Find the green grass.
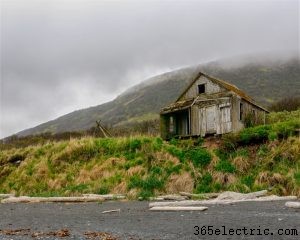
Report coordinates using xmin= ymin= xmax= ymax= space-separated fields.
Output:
xmin=0 ymin=113 xmax=299 ymax=198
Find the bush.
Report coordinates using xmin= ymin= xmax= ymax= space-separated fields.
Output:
xmin=165 ymin=145 xmax=185 ymax=162
xmin=187 ymin=148 xmax=212 ymax=168
xmin=294 ymin=172 xmax=300 ymax=186
xmin=169 ymin=138 xmax=179 ymax=146
xmin=150 ymin=166 xmax=163 ymax=175
xmin=127 ymin=174 xmax=165 ymax=192
xmin=215 ymin=160 xmax=236 ymax=173
xmin=129 ymin=139 xmax=142 ymax=152
xmin=270 ymin=97 xmax=300 ymax=112
xmin=138 ymin=190 xmax=153 ymax=200
xmin=195 ymin=173 xmax=213 ymax=193
xmin=127 ymin=175 xmax=143 ymax=189
xmin=241 ymin=175 xmax=255 ymax=188
xmin=222 ymin=119 xmax=300 ymax=149
xmin=97 ymin=185 xmax=110 ymax=194
xmin=152 ymin=137 xmax=163 ymax=151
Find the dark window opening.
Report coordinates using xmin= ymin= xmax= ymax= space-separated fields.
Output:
xmin=240 ymin=103 xmax=243 ymax=120
xmin=198 ymin=84 xmax=205 ymax=94
xmin=169 ymin=116 xmax=174 ymax=133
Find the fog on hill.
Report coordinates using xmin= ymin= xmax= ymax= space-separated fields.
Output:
xmin=0 ymin=0 xmax=298 ymax=138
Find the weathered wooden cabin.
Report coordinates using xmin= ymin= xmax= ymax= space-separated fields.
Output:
xmin=160 ymin=72 xmax=269 ymax=139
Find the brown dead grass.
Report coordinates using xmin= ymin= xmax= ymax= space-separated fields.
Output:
xmin=255 ymin=172 xmax=287 ymax=186
xmin=126 ymin=166 xmax=145 ymax=176
xmin=165 ymin=172 xmax=194 ymax=193
xmin=127 ymin=189 xmax=138 ymax=199
xmin=47 ymin=175 xmax=67 ymax=190
xmin=154 ymin=152 xmax=180 ymax=165
xmin=101 ymin=157 xmax=125 ymax=169
xmin=255 ymin=171 xmax=270 ymax=185
xmin=75 ymin=169 xmax=92 ymax=184
xmin=232 ymin=156 xmax=251 ymax=174
xmin=207 ymin=154 xmax=219 ymax=171
xmin=35 ymin=160 xmax=49 ymax=179
xmin=212 ymin=172 xmax=236 ymax=185
xmin=112 ymin=182 xmax=127 ymax=194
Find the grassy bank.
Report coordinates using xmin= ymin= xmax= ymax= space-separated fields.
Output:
xmin=0 ymin=111 xmax=299 ymax=199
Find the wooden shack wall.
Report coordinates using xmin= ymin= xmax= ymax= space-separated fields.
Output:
xmin=179 ymin=75 xmax=225 ymax=101
xmin=231 ymin=95 xmax=267 ymax=132
xmin=190 ymin=98 xmax=232 ymax=136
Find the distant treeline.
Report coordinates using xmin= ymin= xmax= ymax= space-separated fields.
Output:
xmin=269 ymin=96 xmax=300 ymax=112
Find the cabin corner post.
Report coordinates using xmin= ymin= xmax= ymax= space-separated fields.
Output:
xmin=160 ymin=114 xmax=169 ymax=140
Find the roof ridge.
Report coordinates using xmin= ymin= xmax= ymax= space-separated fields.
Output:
xmin=176 ymin=71 xmax=269 ymax=112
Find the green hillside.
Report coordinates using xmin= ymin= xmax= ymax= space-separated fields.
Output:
xmin=16 ymin=57 xmax=300 ymax=137
xmin=1 ymin=111 xmax=299 ymax=198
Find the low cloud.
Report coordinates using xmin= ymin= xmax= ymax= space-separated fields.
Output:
xmin=0 ymin=0 xmax=298 ymax=137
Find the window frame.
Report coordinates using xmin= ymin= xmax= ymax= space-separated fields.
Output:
xmin=198 ymin=84 xmax=206 ymax=94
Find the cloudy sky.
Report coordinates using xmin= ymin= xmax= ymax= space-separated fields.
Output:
xmin=0 ymin=0 xmax=299 ymax=138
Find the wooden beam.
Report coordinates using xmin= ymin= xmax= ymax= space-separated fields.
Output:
xmin=149 ymin=206 xmax=208 ymax=211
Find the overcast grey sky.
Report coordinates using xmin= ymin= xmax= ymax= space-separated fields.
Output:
xmin=0 ymin=0 xmax=299 ymax=138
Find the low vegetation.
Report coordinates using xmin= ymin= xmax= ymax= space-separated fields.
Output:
xmin=0 ymin=110 xmax=299 ymax=199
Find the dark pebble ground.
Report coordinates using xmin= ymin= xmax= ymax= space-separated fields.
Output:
xmin=0 ymin=200 xmax=299 ymax=240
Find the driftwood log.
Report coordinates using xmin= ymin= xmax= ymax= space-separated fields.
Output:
xmin=285 ymin=201 xmax=300 ymax=209
xmin=83 ymin=194 xmax=125 ymax=200
xmin=0 ymin=194 xmax=15 ymax=199
xmin=149 ymin=191 xmax=298 ymax=207
xmin=215 ymin=190 xmax=268 ymax=200
xmin=1 ymin=194 xmax=127 ymax=203
xmin=179 ymin=192 xmax=219 ymax=199
xmin=154 ymin=195 xmax=188 ymax=201
xmin=149 ymin=206 xmax=208 ymax=211
xmin=1 ymin=196 xmax=105 ymax=203
xmin=101 ymin=209 xmax=121 ymax=214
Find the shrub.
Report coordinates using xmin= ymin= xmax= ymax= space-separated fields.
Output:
xmin=268 ymin=131 xmax=277 ymax=141
xmin=241 ymin=175 xmax=255 ymax=188
xmin=97 ymin=185 xmax=110 ymax=194
xmin=127 ymin=174 xmax=165 ymax=192
xmin=127 ymin=175 xmax=143 ymax=189
xmin=66 ymin=184 xmax=88 ymax=192
xmin=152 ymin=137 xmax=163 ymax=151
xmin=169 ymin=138 xmax=179 ymax=146
xmin=187 ymin=148 xmax=212 ymax=168
xmin=143 ymin=175 xmax=165 ymax=191
xmin=270 ymin=97 xmax=300 ymax=112
xmin=195 ymin=173 xmax=213 ymax=193
xmin=215 ymin=160 xmax=236 ymax=173
xmin=150 ymin=166 xmax=163 ymax=175
xmin=166 ymin=164 xmax=182 ymax=175
xmin=165 ymin=145 xmax=185 ymax=162
xmin=294 ymin=172 xmax=300 ymax=186
xmin=214 ymin=149 xmax=230 ymax=161
xmin=129 ymin=139 xmax=142 ymax=152
xmin=222 ymin=133 xmax=239 ymax=151
xmin=95 ymin=138 xmax=117 ymax=155
xmin=137 ymin=190 xmax=153 ymax=200
xmin=244 ymin=112 xmax=255 ymax=128
xmin=267 ymin=110 xmax=300 ymax=124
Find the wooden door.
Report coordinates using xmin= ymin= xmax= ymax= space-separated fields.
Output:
xmin=206 ymin=106 xmax=217 ymax=134
xmin=220 ymin=106 xmax=232 ymax=134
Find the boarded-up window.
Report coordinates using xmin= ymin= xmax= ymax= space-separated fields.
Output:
xmin=198 ymin=84 xmax=205 ymax=94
